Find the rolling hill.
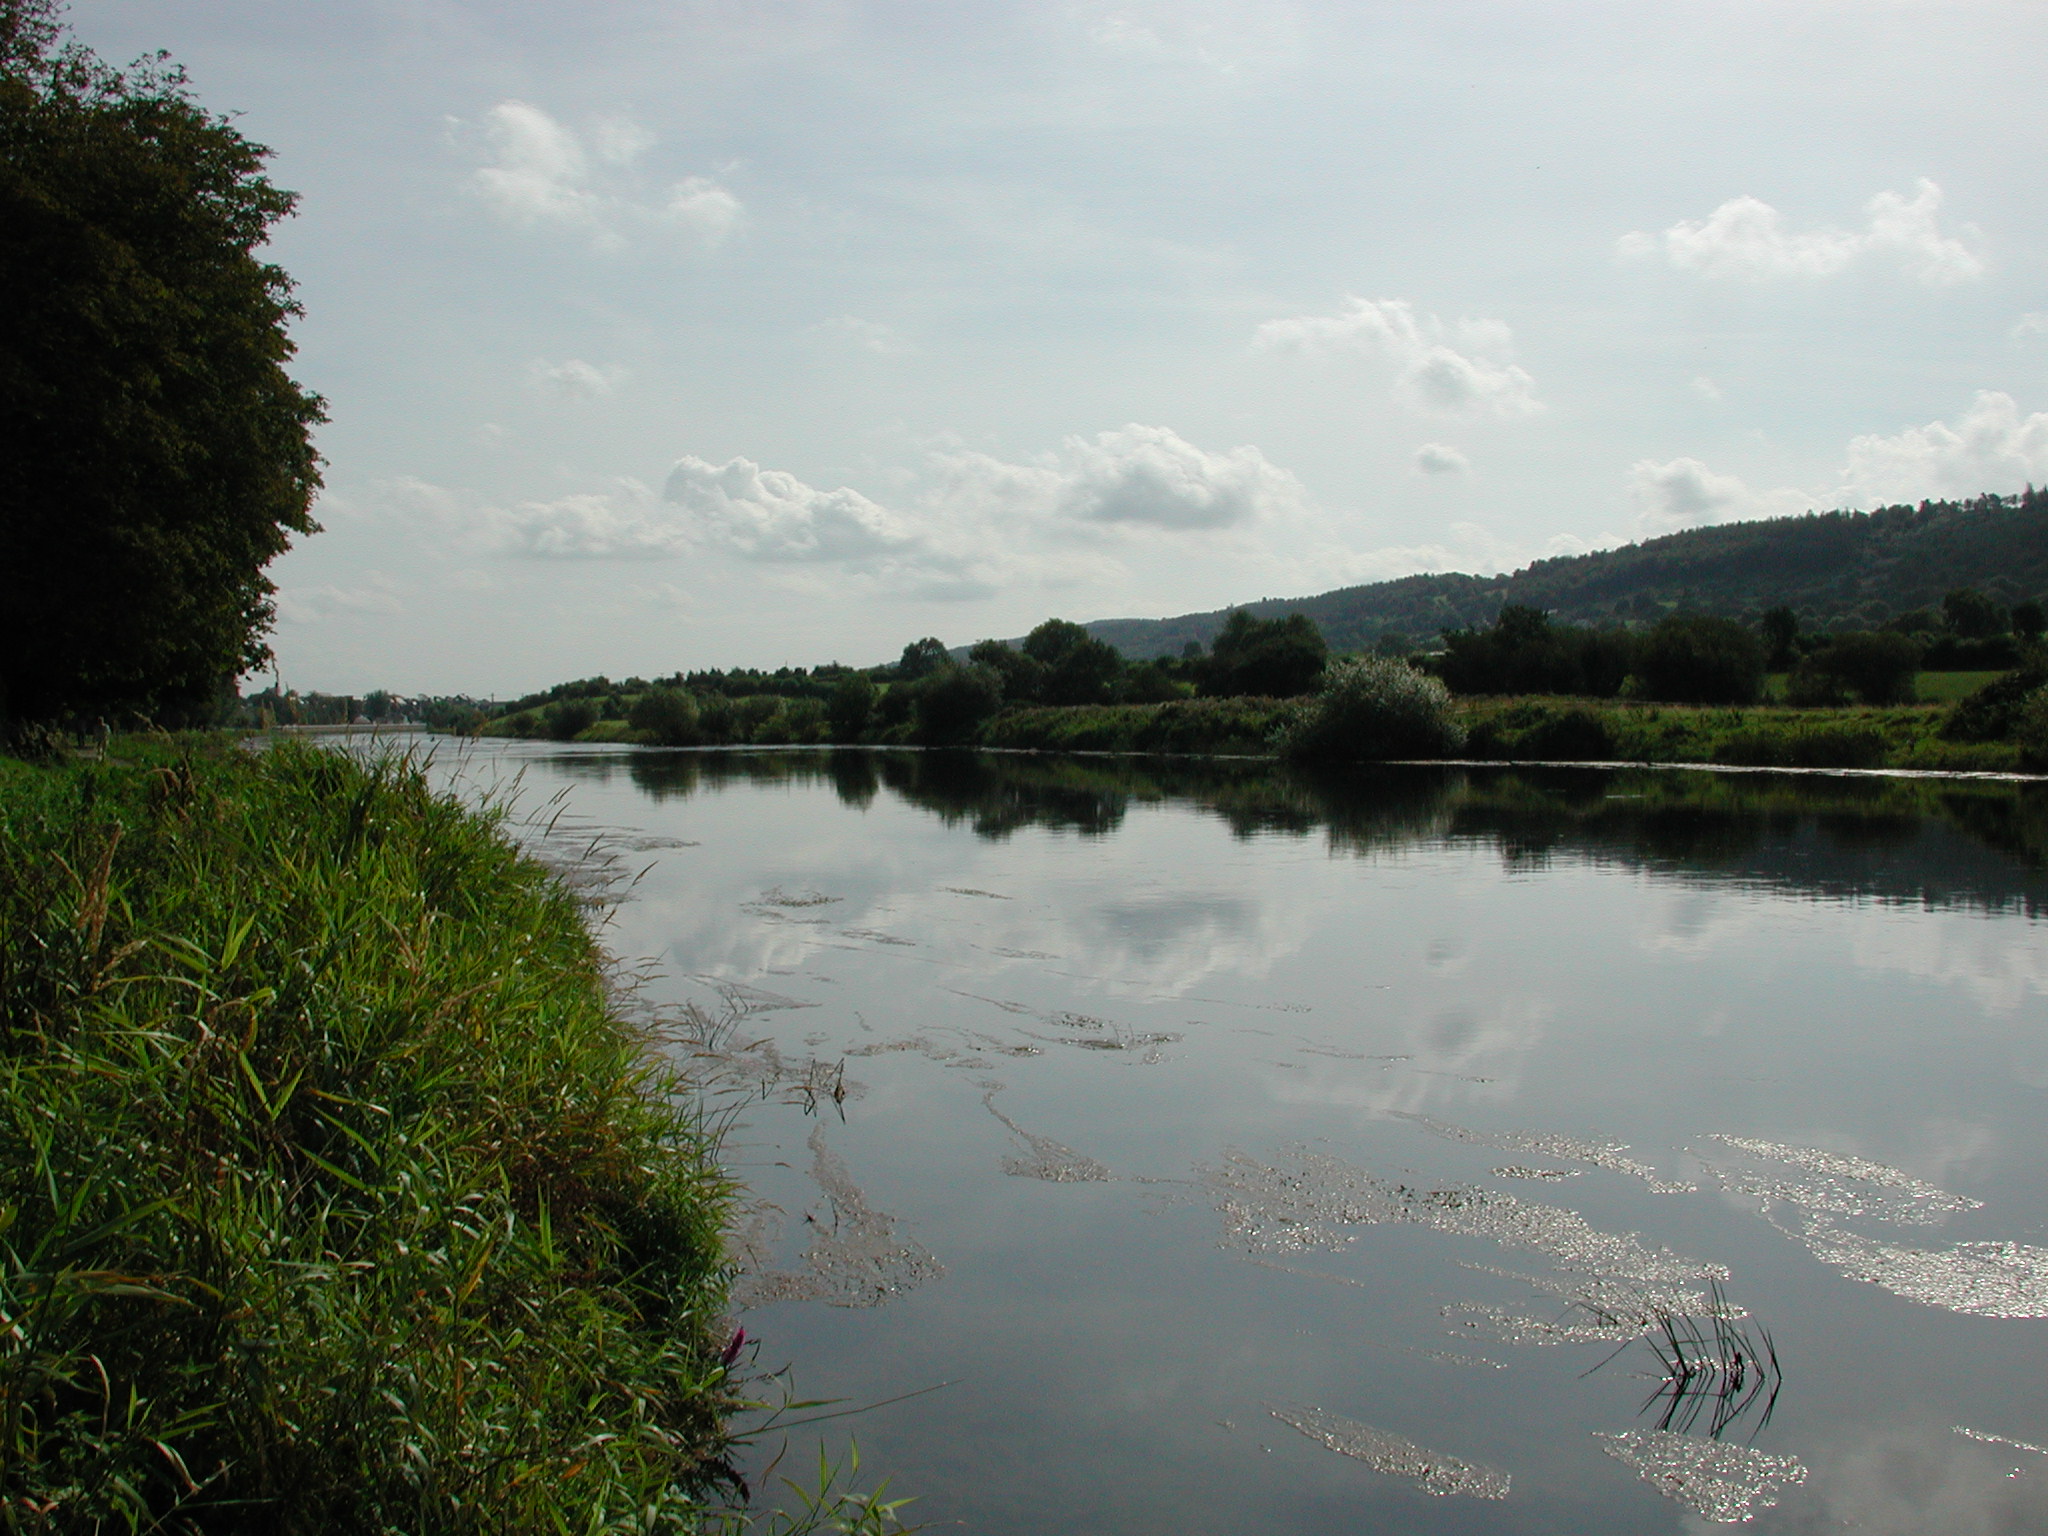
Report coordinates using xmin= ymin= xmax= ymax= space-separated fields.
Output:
xmin=1084 ymin=490 xmax=2048 ymax=658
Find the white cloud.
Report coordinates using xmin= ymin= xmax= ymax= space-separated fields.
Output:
xmin=1627 ymin=457 xmax=1813 ymax=533
xmin=1626 ymin=391 xmax=2048 ymax=537
xmin=1619 ymin=179 xmax=1984 ymax=285
xmin=662 ymin=457 xmax=918 ymax=563
xmin=1253 ymin=297 xmax=1542 ymax=418
xmin=1055 ymin=424 xmax=1302 ymax=528
xmin=493 ymin=480 xmax=684 ymax=557
xmin=2013 ymin=313 xmax=2048 ymax=341
xmin=528 ymin=358 xmax=619 ymax=399
xmin=661 ymin=176 xmax=744 ymax=244
xmin=465 ymin=101 xmax=739 ymax=251
xmin=1691 ymin=375 xmax=1723 ymax=402
xmin=1838 ymin=391 xmax=2048 ymax=505
xmin=925 ymin=423 xmax=1303 ymax=535
xmin=470 ymin=101 xmax=598 ymax=228
xmin=389 ymin=424 xmax=1305 ymax=610
xmin=1414 ymin=443 xmax=1468 ymax=475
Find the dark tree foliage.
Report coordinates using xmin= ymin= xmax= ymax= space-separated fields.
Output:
xmin=1941 ymin=653 xmax=2048 ymax=742
xmin=1202 ymin=610 xmax=1327 ymax=698
xmin=1917 ymin=633 xmax=2022 ymax=671
xmin=2013 ymin=600 xmax=2046 ymax=642
xmin=912 ymin=664 xmax=1002 ymax=744
xmin=1787 ymin=631 xmax=1924 ymax=706
xmin=826 ymin=673 xmax=875 ymax=739
xmin=1019 ymin=618 xmax=1124 ymax=705
xmin=895 ymin=637 xmax=950 ymax=680
xmin=1437 ymin=605 xmax=1632 ymax=698
xmin=1941 ymin=587 xmax=2008 ymax=640
xmin=1761 ymin=606 xmax=1800 ymax=670
xmin=500 ymin=675 xmax=613 ymax=714
xmin=627 ymin=686 xmax=701 ymax=746
xmin=972 ymin=621 xmax=1128 ymax=706
xmin=543 ymin=697 xmax=597 ymax=741
xmin=1634 ymin=615 xmax=1766 ymax=705
xmin=1 ymin=2 xmax=324 ymax=726
xmin=1020 ymin=619 xmax=1090 ymax=665
xmin=968 ymin=637 xmax=1045 ymax=701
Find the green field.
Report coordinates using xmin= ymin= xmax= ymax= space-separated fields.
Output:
xmin=1912 ymin=669 xmax=2008 ymax=702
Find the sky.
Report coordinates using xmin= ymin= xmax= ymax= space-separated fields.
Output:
xmin=64 ymin=0 xmax=2048 ymax=695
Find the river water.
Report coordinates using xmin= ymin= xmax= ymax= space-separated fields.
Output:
xmin=410 ymin=739 xmax=2048 ymax=1533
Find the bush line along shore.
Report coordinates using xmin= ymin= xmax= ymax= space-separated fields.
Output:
xmin=268 ymin=605 xmax=2046 ymax=776
xmin=475 ymin=681 xmax=2046 ymax=776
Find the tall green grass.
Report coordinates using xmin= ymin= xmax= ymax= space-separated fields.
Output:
xmin=0 ymin=740 xmax=748 ymax=1531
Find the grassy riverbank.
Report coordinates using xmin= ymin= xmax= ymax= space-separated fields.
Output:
xmin=972 ymin=694 xmax=2028 ymax=771
xmin=0 ymin=740 xmax=743 ymax=1530
xmin=479 ymin=669 xmax=2038 ymax=774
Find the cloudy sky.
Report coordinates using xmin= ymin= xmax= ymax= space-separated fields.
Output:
xmin=67 ymin=0 xmax=2048 ymax=694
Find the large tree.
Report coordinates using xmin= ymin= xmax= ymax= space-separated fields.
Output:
xmin=0 ymin=0 xmax=323 ymax=727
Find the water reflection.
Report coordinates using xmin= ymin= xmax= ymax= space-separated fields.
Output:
xmin=398 ymin=739 xmax=2048 ymax=1535
xmin=575 ymin=747 xmax=2048 ymax=915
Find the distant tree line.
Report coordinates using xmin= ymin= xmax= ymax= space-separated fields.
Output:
xmin=1428 ymin=586 xmax=2044 ymax=707
xmin=225 ymin=686 xmax=493 ymax=732
xmin=301 ymin=580 xmax=2048 ymax=751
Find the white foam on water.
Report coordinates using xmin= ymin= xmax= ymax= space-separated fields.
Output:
xmin=1395 ymin=1112 xmax=1696 ymax=1193
xmin=1800 ymin=1226 xmax=2048 ymax=1317
xmin=731 ymin=1126 xmax=943 ymax=1308
xmin=983 ymin=1091 xmax=1111 ymax=1182
xmin=1701 ymin=1136 xmax=1981 ymax=1226
xmin=1270 ymin=1407 xmax=1510 ymax=1499
xmin=1596 ymin=1429 xmax=1807 ymax=1523
xmin=1956 ymin=1425 xmax=2048 ymax=1457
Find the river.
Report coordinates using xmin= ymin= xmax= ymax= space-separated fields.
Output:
xmin=401 ymin=738 xmax=2048 ymax=1534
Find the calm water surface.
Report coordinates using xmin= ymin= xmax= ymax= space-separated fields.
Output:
xmin=420 ymin=740 xmax=2048 ymax=1534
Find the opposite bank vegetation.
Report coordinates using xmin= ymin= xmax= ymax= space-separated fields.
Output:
xmin=398 ymin=601 xmax=2048 ymax=776
xmin=478 ymin=660 xmax=2048 ymax=776
xmin=0 ymin=739 xmax=906 ymax=1533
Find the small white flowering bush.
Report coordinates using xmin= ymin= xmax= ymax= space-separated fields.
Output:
xmin=1280 ymin=654 xmax=1465 ymax=763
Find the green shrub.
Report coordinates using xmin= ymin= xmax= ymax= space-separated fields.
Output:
xmin=1711 ymin=722 xmax=1890 ymax=768
xmin=784 ymin=697 xmax=829 ymax=743
xmin=733 ymin=695 xmax=784 ymax=741
xmin=629 ymin=686 xmax=703 ymax=746
xmin=972 ymin=698 xmax=1291 ymax=755
xmin=1202 ymin=611 xmax=1327 ymax=699
xmin=914 ymin=666 xmax=1003 ymax=744
xmin=1941 ymin=661 xmax=2048 ymax=742
xmin=1280 ymin=656 xmax=1464 ymax=763
xmin=1501 ymin=704 xmax=1617 ymax=760
xmin=827 ymin=675 xmax=877 ymax=740
xmin=1635 ymin=615 xmax=1766 ymax=704
xmin=2017 ymin=687 xmax=2048 ymax=770
xmin=697 ymin=693 xmax=739 ymax=743
xmin=1788 ymin=631 xmax=1922 ymax=706
xmin=543 ymin=697 xmax=598 ymax=740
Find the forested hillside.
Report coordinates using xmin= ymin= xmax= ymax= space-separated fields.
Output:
xmin=1088 ymin=491 xmax=2048 ymax=658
